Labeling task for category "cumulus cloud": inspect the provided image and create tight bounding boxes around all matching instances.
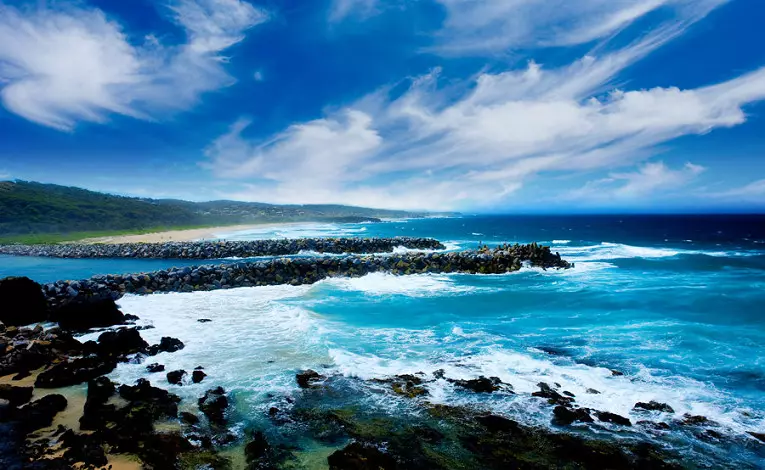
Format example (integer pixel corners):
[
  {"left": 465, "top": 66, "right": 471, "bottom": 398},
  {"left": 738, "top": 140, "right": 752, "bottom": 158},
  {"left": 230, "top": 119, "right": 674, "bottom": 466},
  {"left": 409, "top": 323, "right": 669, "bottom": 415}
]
[{"left": 0, "top": 0, "right": 267, "bottom": 131}]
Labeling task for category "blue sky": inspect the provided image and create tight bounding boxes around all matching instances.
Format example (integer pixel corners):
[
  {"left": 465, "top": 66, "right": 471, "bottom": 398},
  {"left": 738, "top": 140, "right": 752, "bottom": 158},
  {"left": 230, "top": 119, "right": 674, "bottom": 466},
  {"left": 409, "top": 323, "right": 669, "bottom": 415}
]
[{"left": 0, "top": 0, "right": 764, "bottom": 212}]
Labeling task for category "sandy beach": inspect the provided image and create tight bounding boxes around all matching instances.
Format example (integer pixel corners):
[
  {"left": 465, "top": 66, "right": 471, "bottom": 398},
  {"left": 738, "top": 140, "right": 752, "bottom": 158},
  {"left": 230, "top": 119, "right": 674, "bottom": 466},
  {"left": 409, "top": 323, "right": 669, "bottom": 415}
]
[{"left": 77, "top": 222, "right": 302, "bottom": 244}]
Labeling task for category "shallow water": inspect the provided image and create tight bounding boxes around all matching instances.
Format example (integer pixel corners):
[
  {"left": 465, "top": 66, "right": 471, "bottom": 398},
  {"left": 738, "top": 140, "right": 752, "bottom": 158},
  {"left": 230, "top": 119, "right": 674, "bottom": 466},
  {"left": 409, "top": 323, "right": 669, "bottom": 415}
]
[{"left": 4, "top": 215, "right": 765, "bottom": 467}]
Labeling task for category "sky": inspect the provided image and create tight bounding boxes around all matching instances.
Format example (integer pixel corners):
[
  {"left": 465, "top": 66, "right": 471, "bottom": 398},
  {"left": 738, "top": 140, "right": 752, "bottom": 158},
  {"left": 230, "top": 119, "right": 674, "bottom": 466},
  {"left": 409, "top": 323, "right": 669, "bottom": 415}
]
[{"left": 0, "top": 0, "right": 764, "bottom": 212}]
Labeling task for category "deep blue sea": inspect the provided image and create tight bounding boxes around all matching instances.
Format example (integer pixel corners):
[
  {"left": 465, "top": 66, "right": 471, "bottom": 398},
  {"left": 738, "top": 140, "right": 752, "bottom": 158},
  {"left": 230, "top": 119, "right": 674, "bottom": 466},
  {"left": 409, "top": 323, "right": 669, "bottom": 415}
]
[{"left": 2, "top": 215, "right": 765, "bottom": 468}]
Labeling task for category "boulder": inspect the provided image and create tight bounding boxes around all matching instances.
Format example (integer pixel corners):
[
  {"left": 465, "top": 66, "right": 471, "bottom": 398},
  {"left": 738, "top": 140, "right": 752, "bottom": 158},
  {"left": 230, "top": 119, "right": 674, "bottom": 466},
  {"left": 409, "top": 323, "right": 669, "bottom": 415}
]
[
  {"left": 595, "top": 411, "right": 632, "bottom": 426},
  {"left": 244, "top": 431, "right": 272, "bottom": 464},
  {"left": 296, "top": 369, "right": 324, "bottom": 388},
  {"left": 532, "top": 382, "right": 574, "bottom": 406},
  {"left": 748, "top": 431, "right": 765, "bottom": 443},
  {"left": 633, "top": 401, "right": 675, "bottom": 413},
  {"left": 0, "top": 277, "right": 48, "bottom": 326},
  {"left": 147, "top": 337, "right": 185, "bottom": 355},
  {"left": 0, "top": 385, "right": 33, "bottom": 406},
  {"left": 96, "top": 327, "right": 148, "bottom": 357},
  {"left": 16, "top": 394, "right": 68, "bottom": 433},
  {"left": 52, "top": 299, "right": 125, "bottom": 331},
  {"left": 198, "top": 387, "right": 228, "bottom": 426},
  {"left": 327, "top": 442, "right": 398, "bottom": 470},
  {"left": 552, "top": 405, "right": 593, "bottom": 426},
  {"left": 192, "top": 370, "right": 207, "bottom": 384},
  {"left": 146, "top": 363, "right": 165, "bottom": 373},
  {"left": 35, "top": 356, "right": 117, "bottom": 388},
  {"left": 452, "top": 376, "right": 504, "bottom": 393},
  {"left": 167, "top": 370, "right": 187, "bottom": 385},
  {"left": 59, "top": 429, "right": 108, "bottom": 468},
  {"left": 180, "top": 411, "right": 199, "bottom": 425}
]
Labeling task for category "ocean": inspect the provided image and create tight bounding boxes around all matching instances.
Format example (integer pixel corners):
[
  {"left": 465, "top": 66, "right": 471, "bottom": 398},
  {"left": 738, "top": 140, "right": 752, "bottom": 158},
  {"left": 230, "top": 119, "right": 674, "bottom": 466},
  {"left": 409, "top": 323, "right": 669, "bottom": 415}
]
[{"left": 2, "top": 215, "right": 765, "bottom": 467}]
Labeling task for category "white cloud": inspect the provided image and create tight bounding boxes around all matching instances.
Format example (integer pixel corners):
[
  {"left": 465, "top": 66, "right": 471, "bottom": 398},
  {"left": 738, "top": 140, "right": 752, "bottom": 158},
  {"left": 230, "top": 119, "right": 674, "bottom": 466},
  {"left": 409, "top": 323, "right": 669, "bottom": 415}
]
[
  {"left": 253, "top": 70, "right": 264, "bottom": 81},
  {"left": 431, "top": 0, "right": 729, "bottom": 55},
  {"left": 0, "top": 0, "right": 267, "bottom": 131},
  {"left": 709, "top": 179, "right": 765, "bottom": 200},
  {"left": 567, "top": 162, "right": 706, "bottom": 202},
  {"left": 329, "top": 0, "right": 380, "bottom": 22},
  {"left": 0, "top": 171, "right": 10, "bottom": 180}
]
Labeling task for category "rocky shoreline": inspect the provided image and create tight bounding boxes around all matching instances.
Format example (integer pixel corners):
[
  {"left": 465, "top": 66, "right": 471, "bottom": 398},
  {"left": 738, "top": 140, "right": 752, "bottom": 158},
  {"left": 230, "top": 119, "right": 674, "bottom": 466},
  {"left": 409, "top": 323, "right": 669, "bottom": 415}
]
[
  {"left": 1, "top": 271, "right": 763, "bottom": 469},
  {"left": 0, "top": 237, "right": 445, "bottom": 259},
  {"left": 39, "top": 243, "right": 572, "bottom": 310}
]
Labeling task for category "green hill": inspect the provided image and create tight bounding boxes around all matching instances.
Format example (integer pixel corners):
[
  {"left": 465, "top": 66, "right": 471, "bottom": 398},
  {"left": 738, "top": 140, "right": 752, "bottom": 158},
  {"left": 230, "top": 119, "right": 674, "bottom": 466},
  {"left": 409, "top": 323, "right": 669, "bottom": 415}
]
[{"left": 0, "top": 181, "right": 438, "bottom": 243}]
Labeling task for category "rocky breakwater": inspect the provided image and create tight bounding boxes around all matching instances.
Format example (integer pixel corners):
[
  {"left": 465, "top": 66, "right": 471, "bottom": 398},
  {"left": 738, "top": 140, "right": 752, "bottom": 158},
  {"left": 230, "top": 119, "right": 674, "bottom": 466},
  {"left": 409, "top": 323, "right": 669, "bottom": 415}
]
[
  {"left": 0, "top": 237, "right": 446, "bottom": 259},
  {"left": 42, "top": 243, "right": 571, "bottom": 308}
]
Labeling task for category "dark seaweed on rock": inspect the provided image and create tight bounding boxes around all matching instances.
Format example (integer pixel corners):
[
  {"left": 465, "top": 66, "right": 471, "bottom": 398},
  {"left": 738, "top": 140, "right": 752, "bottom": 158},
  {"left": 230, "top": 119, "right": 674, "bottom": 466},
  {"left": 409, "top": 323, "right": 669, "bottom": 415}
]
[
  {"left": 38, "top": 244, "right": 571, "bottom": 309},
  {"left": 0, "top": 237, "right": 446, "bottom": 259}
]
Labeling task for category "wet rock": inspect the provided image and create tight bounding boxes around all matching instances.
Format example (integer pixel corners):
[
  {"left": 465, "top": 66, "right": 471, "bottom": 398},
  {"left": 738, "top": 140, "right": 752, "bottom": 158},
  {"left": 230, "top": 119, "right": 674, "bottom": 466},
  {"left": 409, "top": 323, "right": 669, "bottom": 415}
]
[
  {"left": 180, "top": 411, "right": 200, "bottom": 425},
  {"left": 192, "top": 370, "right": 207, "bottom": 383},
  {"left": 532, "top": 382, "right": 574, "bottom": 406},
  {"left": 167, "top": 370, "right": 187, "bottom": 385},
  {"left": 552, "top": 405, "right": 593, "bottom": 426},
  {"left": 118, "top": 379, "right": 181, "bottom": 418},
  {"left": 296, "top": 369, "right": 325, "bottom": 388},
  {"left": 52, "top": 298, "right": 125, "bottom": 331},
  {"left": 681, "top": 414, "right": 711, "bottom": 426},
  {"left": 35, "top": 356, "right": 117, "bottom": 388},
  {"left": 586, "top": 388, "right": 601, "bottom": 394},
  {"left": 476, "top": 414, "right": 522, "bottom": 433},
  {"left": 634, "top": 401, "right": 675, "bottom": 413},
  {"left": 146, "top": 363, "right": 165, "bottom": 373},
  {"left": 452, "top": 376, "right": 505, "bottom": 393},
  {"left": 748, "top": 431, "right": 765, "bottom": 443},
  {"left": 637, "top": 420, "right": 671, "bottom": 431},
  {"left": 328, "top": 442, "right": 398, "bottom": 470},
  {"left": 244, "top": 431, "right": 272, "bottom": 463},
  {"left": 80, "top": 377, "right": 115, "bottom": 430},
  {"left": 139, "top": 432, "right": 194, "bottom": 469},
  {"left": 16, "top": 394, "right": 68, "bottom": 433},
  {"left": 96, "top": 327, "right": 148, "bottom": 357},
  {"left": 610, "top": 369, "right": 625, "bottom": 376},
  {"left": 595, "top": 411, "right": 632, "bottom": 426},
  {"left": 199, "top": 387, "right": 228, "bottom": 426},
  {"left": 59, "top": 429, "right": 108, "bottom": 467},
  {"left": 0, "top": 277, "right": 48, "bottom": 326},
  {"left": 147, "top": 336, "right": 185, "bottom": 355},
  {"left": 0, "top": 385, "right": 33, "bottom": 406},
  {"left": 197, "top": 318, "right": 213, "bottom": 323}
]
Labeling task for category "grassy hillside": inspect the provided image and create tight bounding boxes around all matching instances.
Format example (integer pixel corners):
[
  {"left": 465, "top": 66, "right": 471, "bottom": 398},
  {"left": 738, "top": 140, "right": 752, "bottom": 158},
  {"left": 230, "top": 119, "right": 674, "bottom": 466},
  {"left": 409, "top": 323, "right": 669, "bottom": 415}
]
[{"left": 0, "top": 181, "right": 435, "bottom": 242}]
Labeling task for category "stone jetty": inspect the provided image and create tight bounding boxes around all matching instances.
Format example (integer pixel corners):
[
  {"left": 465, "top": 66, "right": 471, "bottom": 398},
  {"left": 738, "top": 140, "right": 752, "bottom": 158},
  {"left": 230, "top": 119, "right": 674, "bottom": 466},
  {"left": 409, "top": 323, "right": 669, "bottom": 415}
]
[
  {"left": 41, "top": 243, "right": 571, "bottom": 309},
  {"left": 0, "top": 237, "right": 445, "bottom": 259}
]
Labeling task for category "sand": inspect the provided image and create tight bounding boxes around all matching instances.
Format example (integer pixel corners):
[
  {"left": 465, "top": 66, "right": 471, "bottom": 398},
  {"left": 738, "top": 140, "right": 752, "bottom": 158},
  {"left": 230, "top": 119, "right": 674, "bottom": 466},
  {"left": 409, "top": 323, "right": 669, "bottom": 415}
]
[{"left": 77, "top": 222, "right": 304, "bottom": 244}]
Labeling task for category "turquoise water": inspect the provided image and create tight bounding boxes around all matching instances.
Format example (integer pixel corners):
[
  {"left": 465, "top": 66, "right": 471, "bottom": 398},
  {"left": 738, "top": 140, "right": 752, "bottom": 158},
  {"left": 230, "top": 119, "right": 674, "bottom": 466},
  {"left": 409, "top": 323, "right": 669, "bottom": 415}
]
[{"left": 4, "top": 215, "right": 765, "bottom": 467}]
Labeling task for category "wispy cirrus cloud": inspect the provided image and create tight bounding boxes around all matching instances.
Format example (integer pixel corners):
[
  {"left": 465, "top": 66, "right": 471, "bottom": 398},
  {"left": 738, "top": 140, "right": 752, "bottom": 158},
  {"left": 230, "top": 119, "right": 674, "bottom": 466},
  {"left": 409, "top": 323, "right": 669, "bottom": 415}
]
[
  {"left": 206, "top": 0, "right": 765, "bottom": 210},
  {"left": 329, "top": 0, "right": 381, "bottom": 23},
  {"left": 0, "top": 0, "right": 267, "bottom": 131}
]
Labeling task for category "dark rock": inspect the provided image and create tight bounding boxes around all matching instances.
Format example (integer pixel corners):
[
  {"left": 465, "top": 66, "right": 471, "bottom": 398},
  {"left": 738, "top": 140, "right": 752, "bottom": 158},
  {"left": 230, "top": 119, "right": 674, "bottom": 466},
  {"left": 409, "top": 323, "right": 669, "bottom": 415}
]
[
  {"left": 328, "top": 442, "right": 398, "bottom": 470},
  {"left": 638, "top": 420, "right": 671, "bottom": 431},
  {"left": 0, "top": 277, "right": 48, "bottom": 326},
  {"left": 59, "top": 429, "right": 108, "bottom": 467},
  {"left": 123, "top": 314, "right": 140, "bottom": 322},
  {"left": 532, "top": 382, "right": 574, "bottom": 406},
  {"left": 586, "top": 388, "right": 601, "bottom": 394},
  {"left": 0, "top": 385, "right": 33, "bottom": 406},
  {"left": 244, "top": 431, "right": 271, "bottom": 463},
  {"left": 748, "top": 431, "right": 765, "bottom": 443},
  {"left": 199, "top": 387, "right": 228, "bottom": 425},
  {"left": 147, "top": 336, "right": 185, "bottom": 355},
  {"left": 552, "top": 405, "right": 593, "bottom": 426},
  {"left": 139, "top": 432, "right": 194, "bottom": 469},
  {"left": 476, "top": 414, "right": 521, "bottom": 433},
  {"left": 610, "top": 369, "right": 625, "bottom": 376},
  {"left": 296, "top": 369, "right": 324, "bottom": 388},
  {"left": 634, "top": 401, "right": 675, "bottom": 413},
  {"left": 681, "top": 414, "right": 711, "bottom": 426},
  {"left": 180, "top": 411, "right": 200, "bottom": 425},
  {"left": 35, "top": 356, "right": 117, "bottom": 388},
  {"left": 452, "top": 376, "right": 504, "bottom": 393},
  {"left": 80, "top": 377, "right": 115, "bottom": 430},
  {"left": 192, "top": 370, "right": 207, "bottom": 383},
  {"left": 197, "top": 318, "right": 213, "bottom": 323},
  {"left": 146, "top": 363, "right": 165, "bottom": 373},
  {"left": 562, "top": 391, "right": 576, "bottom": 397},
  {"left": 167, "top": 369, "right": 186, "bottom": 385},
  {"left": 16, "top": 394, "right": 68, "bottom": 433},
  {"left": 52, "top": 299, "right": 125, "bottom": 331},
  {"left": 96, "top": 327, "right": 148, "bottom": 357},
  {"left": 595, "top": 411, "right": 632, "bottom": 426}
]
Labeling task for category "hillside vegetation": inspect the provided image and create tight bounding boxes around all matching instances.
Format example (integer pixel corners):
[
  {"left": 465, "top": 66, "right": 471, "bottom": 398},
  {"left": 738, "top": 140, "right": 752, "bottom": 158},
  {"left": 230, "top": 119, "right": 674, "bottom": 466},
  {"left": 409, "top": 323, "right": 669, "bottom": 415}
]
[{"left": 0, "top": 181, "right": 433, "bottom": 242}]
